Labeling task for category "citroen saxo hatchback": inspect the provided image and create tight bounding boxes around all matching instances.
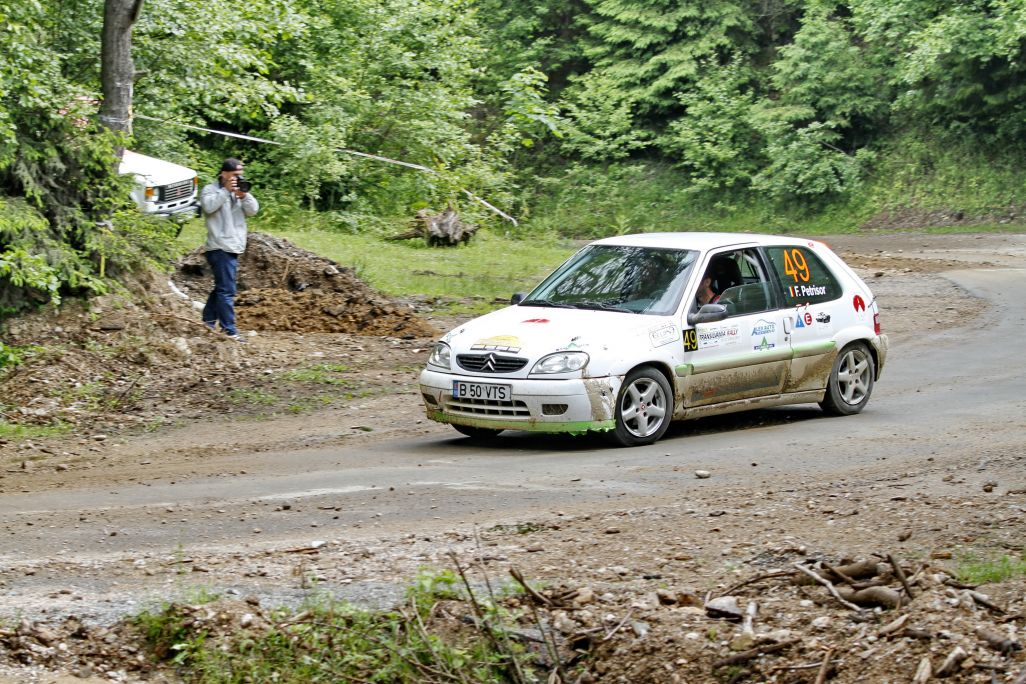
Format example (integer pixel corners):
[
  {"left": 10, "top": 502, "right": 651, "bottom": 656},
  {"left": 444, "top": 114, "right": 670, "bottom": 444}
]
[{"left": 419, "top": 233, "right": 887, "bottom": 446}]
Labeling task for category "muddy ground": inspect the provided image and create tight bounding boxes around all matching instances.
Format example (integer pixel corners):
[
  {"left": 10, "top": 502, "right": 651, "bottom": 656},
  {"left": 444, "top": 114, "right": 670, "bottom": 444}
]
[{"left": 0, "top": 231, "right": 1024, "bottom": 683}]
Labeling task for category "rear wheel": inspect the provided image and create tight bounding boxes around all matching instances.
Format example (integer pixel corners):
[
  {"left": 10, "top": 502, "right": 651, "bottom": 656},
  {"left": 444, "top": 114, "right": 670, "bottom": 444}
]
[
  {"left": 452, "top": 424, "right": 504, "bottom": 440},
  {"left": 820, "top": 342, "right": 875, "bottom": 416},
  {"left": 607, "top": 367, "right": 672, "bottom": 447}
]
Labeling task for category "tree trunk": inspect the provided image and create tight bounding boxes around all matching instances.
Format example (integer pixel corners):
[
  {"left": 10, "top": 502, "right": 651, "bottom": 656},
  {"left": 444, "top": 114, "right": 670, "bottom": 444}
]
[{"left": 99, "top": 0, "right": 144, "bottom": 136}]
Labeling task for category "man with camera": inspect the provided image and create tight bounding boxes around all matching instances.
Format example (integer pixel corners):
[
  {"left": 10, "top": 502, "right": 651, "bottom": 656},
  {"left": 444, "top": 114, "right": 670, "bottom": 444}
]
[{"left": 200, "top": 157, "right": 259, "bottom": 341}]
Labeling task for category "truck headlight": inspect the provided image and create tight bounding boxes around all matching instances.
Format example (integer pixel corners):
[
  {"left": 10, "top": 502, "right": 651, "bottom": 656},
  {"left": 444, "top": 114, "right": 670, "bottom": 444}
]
[
  {"left": 530, "top": 351, "right": 589, "bottom": 375},
  {"left": 427, "top": 342, "right": 452, "bottom": 370}
]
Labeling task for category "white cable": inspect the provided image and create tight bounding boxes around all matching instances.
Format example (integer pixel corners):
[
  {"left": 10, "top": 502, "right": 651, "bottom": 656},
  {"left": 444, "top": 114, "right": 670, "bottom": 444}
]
[{"left": 134, "top": 114, "right": 518, "bottom": 225}]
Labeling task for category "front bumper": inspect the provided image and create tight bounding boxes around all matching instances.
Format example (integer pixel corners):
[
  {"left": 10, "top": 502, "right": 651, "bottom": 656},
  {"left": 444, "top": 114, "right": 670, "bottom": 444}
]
[{"left": 418, "top": 369, "right": 620, "bottom": 433}]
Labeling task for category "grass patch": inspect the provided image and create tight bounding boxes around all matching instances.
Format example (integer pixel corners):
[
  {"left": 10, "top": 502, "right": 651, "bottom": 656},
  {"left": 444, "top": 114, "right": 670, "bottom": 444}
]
[
  {"left": 177, "top": 221, "right": 576, "bottom": 307},
  {"left": 956, "top": 553, "right": 1026, "bottom": 585},
  {"left": 0, "top": 420, "right": 71, "bottom": 440},
  {"left": 225, "top": 388, "right": 278, "bottom": 407},
  {"left": 135, "top": 569, "right": 534, "bottom": 683},
  {"left": 280, "top": 362, "right": 353, "bottom": 386}
]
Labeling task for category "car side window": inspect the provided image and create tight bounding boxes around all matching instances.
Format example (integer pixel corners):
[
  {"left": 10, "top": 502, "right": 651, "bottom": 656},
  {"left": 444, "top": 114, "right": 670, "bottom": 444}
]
[
  {"left": 765, "top": 246, "right": 843, "bottom": 305},
  {"left": 715, "top": 249, "right": 775, "bottom": 317}
]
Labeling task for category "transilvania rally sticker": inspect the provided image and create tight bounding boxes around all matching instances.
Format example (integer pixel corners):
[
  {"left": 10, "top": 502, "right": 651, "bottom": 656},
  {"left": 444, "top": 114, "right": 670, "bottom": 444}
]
[
  {"left": 698, "top": 323, "right": 741, "bottom": 349},
  {"left": 472, "top": 335, "right": 522, "bottom": 352}
]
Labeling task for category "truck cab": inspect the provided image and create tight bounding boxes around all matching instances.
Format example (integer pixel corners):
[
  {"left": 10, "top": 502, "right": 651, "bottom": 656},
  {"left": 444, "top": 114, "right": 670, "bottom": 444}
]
[{"left": 119, "top": 150, "right": 200, "bottom": 219}]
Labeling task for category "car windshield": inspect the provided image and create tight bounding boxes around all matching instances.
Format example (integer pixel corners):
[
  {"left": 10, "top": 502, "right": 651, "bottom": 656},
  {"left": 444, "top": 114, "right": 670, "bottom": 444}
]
[{"left": 522, "top": 245, "right": 699, "bottom": 315}]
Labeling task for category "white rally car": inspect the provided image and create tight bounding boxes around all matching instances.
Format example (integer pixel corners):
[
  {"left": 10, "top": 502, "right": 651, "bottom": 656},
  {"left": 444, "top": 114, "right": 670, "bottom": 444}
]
[{"left": 419, "top": 232, "right": 888, "bottom": 446}]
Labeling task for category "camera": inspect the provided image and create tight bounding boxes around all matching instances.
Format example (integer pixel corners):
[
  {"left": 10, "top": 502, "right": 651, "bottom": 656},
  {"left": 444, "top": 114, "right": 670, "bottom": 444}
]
[{"left": 235, "top": 179, "right": 252, "bottom": 193}]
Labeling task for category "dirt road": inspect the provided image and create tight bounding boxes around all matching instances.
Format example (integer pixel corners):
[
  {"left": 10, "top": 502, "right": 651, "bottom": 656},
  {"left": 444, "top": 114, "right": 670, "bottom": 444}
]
[{"left": 1, "top": 231, "right": 1025, "bottom": 683}]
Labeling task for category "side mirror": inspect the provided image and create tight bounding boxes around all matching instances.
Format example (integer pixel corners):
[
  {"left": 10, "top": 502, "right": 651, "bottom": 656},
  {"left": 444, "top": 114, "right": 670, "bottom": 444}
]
[
  {"left": 510, "top": 292, "right": 525, "bottom": 305},
  {"left": 687, "top": 303, "right": 728, "bottom": 326}
]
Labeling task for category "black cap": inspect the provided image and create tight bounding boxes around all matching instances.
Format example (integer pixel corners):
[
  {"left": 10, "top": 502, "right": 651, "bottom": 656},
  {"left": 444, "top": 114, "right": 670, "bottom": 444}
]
[{"left": 220, "top": 157, "right": 243, "bottom": 173}]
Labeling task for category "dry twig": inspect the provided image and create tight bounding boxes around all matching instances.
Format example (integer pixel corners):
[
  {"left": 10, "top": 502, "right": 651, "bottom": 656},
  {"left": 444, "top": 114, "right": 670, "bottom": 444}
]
[
  {"left": 888, "top": 554, "right": 915, "bottom": 599},
  {"left": 814, "top": 647, "right": 836, "bottom": 684},
  {"left": 713, "top": 638, "right": 800, "bottom": 669},
  {"left": 793, "top": 563, "right": 863, "bottom": 612}
]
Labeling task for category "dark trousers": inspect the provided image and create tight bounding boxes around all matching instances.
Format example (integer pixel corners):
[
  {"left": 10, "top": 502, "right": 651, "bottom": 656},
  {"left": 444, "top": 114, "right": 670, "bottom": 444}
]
[{"left": 202, "top": 249, "right": 239, "bottom": 335}]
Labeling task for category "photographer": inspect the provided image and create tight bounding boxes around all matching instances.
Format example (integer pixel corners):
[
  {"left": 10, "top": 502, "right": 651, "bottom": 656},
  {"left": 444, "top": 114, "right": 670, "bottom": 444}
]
[{"left": 199, "top": 158, "right": 259, "bottom": 341}]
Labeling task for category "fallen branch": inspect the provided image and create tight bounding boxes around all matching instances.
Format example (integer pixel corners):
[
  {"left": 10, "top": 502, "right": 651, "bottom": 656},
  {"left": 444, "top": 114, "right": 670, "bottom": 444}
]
[
  {"left": 814, "top": 647, "right": 836, "bottom": 684},
  {"left": 934, "top": 646, "right": 968, "bottom": 678},
  {"left": 713, "top": 638, "right": 800, "bottom": 669},
  {"left": 509, "top": 567, "right": 552, "bottom": 606},
  {"left": 968, "top": 590, "right": 1005, "bottom": 615},
  {"left": 975, "top": 626, "right": 1022, "bottom": 654},
  {"left": 717, "top": 570, "right": 795, "bottom": 598},
  {"left": 793, "top": 563, "right": 863, "bottom": 612},
  {"left": 911, "top": 656, "right": 932, "bottom": 684},
  {"left": 888, "top": 554, "right": 915, "bottom": 599},
  {"left": 837, "top": 585, "right": 904, "bottom": 610}
]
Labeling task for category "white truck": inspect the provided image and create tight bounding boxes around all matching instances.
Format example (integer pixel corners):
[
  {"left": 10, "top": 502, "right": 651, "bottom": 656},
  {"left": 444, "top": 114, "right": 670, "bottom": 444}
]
[{"left": 119, "top": 150, "right": 200, "bottom": 219}]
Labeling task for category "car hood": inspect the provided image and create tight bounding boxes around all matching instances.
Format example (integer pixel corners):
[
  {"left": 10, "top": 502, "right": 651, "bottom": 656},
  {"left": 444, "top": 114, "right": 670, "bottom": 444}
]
[{"left": 442, "top": 305, "right": 674, "bottom": 363}]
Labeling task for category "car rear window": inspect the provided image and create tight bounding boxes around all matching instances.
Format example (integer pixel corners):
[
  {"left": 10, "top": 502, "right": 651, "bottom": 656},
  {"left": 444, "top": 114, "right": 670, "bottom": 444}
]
[{"left": 765, "top": 246, "right": 842, "bottom": 305}]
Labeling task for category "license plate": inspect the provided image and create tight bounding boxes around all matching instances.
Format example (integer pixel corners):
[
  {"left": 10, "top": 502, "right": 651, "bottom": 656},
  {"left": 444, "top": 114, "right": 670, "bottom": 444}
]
[{"left": 452, "top": 380, "right": 511, "bottom": 401}]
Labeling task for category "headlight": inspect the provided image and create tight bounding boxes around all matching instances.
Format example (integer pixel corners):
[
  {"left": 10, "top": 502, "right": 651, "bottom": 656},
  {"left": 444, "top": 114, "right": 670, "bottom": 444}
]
[
  {"left": 530, "top": 351, "right": 589, "bottom": 375},
  {"left": 427, "top": 342, "right": 452, "bottom": 370}
]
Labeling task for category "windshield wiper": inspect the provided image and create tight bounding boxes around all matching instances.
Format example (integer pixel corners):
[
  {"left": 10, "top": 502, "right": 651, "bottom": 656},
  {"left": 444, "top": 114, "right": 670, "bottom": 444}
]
[
  {"left": 519, "top": 298, "right": 576, "bottom": 309},
  {"left": 576, "top": 300, "right": 634, "bottom": 313}
]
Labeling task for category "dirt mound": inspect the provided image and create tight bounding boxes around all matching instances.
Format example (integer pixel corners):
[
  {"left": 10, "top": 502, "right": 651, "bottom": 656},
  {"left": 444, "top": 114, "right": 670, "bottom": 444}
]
[{"left": 175, "top": 232, "right": 436, "bottom": 338}]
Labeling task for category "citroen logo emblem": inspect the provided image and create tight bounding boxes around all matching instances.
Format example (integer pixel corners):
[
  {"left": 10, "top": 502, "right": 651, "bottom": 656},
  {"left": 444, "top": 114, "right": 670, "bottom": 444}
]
[{"left": 482, "top": 353, "right": 497, "bottom": 372}]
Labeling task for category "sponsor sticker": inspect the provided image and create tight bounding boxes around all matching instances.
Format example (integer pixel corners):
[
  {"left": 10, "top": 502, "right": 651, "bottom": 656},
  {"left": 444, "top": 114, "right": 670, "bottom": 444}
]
[
  {"left": 471, "top": 335, "right": 522, "bottom": 353},
  {"left": 649, "top": 324, "right": 678, "bottom": 348},
  {"left": 752, "top": 319, "right": 776, "bottom": 336},
  {"left": 698, "top": 324, "right": 741, "bottom": 349},
  {"left": 754, "top": 337, "right": 776, "bottom": 351},
  {"left": 853, "top": 294, "right": 866, "bottom": 313}
]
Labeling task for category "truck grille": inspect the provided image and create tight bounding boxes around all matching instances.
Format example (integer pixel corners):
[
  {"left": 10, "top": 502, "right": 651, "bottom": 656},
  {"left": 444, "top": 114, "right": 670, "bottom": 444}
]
[
  {"left": 444, "top": 396, "right": 531, "bottom": 418},
  {"left": 160, "top": 178, "right": 195, "bottom": 203},
  {"left": 456, "top": 353, "right": 527, "bottom": 373}
]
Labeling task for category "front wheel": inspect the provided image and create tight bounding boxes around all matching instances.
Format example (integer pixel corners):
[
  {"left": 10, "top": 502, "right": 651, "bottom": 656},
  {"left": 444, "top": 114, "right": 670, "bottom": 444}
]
[
  {"left": 452, "top": 424, "right": 504, "bottom": 440},
  {"left": 607, "top": 367, "right": 673, "bottom": 447},
  {"left": 820, "top": 342, "right": 875, "bottom": 416}
]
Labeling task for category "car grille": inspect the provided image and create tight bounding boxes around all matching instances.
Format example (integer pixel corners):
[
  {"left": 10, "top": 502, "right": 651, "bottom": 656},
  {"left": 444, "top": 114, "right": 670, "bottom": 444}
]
[
  {"left": 456, "top": 353, "right": 527, "bottom": 373},
  {"left": 444, "top": 396, "right": 531, "bottom": 418},
  {"left": 160, "top": 179, "right": 195, "bottom": 202}
]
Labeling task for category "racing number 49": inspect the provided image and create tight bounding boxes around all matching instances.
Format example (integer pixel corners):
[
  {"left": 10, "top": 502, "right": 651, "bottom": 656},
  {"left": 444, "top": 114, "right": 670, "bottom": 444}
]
[{"left": 782, "top": 249, "right": 810, "bottom": 283}]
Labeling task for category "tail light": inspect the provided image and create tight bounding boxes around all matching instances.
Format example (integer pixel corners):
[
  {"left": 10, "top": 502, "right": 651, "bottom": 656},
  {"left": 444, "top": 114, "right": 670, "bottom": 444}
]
[{"left": 873, "top": 312, "right": 881, "bottom": 335}]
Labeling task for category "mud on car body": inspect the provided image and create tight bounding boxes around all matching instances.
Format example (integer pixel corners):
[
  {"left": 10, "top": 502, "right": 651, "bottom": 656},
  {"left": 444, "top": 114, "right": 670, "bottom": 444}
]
[{"left": 419, "top": 232, "right": 888, "bottom": 447}]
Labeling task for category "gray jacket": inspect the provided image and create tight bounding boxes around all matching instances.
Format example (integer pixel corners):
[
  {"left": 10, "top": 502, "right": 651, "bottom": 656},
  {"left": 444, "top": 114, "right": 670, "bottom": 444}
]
[{"left": 201, "top": 182, "right": 259, "bottom": 254}]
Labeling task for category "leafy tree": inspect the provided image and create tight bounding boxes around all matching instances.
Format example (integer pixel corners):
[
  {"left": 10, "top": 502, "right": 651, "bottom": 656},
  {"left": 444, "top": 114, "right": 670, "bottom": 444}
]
[
  {"left": 661, "top": 57, "right": 760, "bottom": 190},
  {"left": 748, "top": 7, "right": 886, "bottom": 200}
]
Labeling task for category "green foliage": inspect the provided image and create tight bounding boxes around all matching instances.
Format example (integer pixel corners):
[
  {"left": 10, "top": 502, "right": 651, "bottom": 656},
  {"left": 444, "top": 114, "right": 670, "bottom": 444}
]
[
  {"left": 136, "top": 571, "right": 531, "bottom": 683},
  {"left": 661, "top": 57, "right": 759, "bottom": 190},
  {"left": 956, "top": 552, "right": 1026, "bottom": 585}
]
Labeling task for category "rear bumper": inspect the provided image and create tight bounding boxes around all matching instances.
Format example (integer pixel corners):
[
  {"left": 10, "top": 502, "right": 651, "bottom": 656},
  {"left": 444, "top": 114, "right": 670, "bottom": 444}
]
[{"left": 872, "top": 334, "right": 889, "bottom": 379}]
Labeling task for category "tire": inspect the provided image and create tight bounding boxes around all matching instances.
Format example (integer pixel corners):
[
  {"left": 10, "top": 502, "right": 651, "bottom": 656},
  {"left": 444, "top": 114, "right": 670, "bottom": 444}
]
[
  {"left": 820, "top": 342, "right": 875, "bottom": 416},
  {"left": 607, "top": 367, "right": 673, "bottom": 447},
  {"left": 452, "top": 424, "right": 504, "bottom": 440}
]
